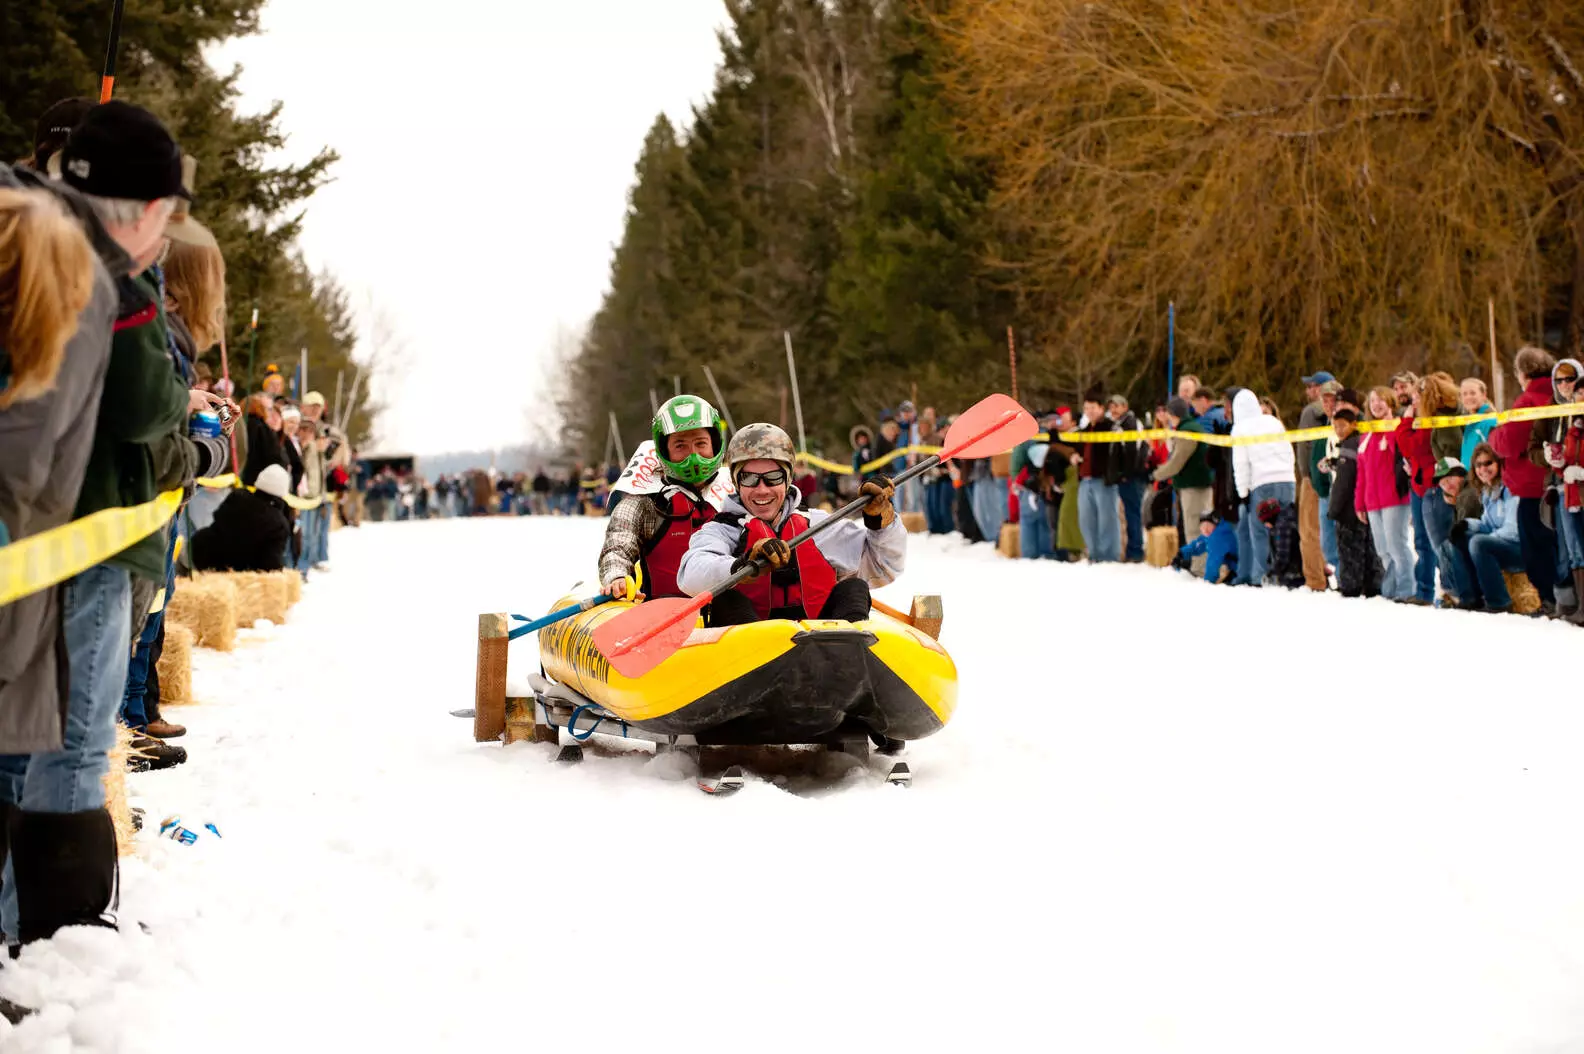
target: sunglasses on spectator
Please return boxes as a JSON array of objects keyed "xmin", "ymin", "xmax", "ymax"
[
  {"xmin": 736, "ymin": 469, "xmax": 788, "ymax": 489},
  {"xmin": 1474, "ymin": 460, "xmax": 1497, "ymax": 469}
]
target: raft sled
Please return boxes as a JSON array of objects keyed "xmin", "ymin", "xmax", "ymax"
[{"xmin": 471, "ymin": 590, "xmax": 956, "ymax": 766}]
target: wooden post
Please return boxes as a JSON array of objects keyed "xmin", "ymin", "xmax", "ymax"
[
  {"xmin": 473, "ymin": 613, "xmax": 509, "ymax": 742},
  {"xmin": 908, "ymin": 595, "xmax": 944, "ymax": 640}
]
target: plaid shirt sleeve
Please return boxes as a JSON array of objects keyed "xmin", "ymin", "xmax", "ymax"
[{"xmin": 598, "ymin": 494, "xmax": 664, "ymax": 587}]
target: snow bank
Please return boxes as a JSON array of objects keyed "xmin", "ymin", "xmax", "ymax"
[{"xmin": 4, "ymin": 516, "xmax": 1583, "ymax": 1052}]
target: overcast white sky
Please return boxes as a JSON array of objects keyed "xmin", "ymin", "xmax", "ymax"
[{"xmin": 210, "ymin": 0, "xmax": 728, "ymax": 455}]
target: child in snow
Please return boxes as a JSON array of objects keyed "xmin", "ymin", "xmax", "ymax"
[
  {"xmin": 1174, "ymin": 510, "xmax": 1238, "ymax": 583},
  {"xmin": 1257, "ymin": 498, "xmax": 1306, "ymax": 589}
]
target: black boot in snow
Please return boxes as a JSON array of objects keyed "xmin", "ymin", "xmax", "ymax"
[
  {"xmin": 9, "ymin": 808, "xmax": 118, "ymax": 944},
  {"xmin": 128, "ymin": 736, "xmax": 188, "ymax": 772}
]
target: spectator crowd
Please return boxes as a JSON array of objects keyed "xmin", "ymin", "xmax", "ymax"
[{"xmin": 0, "ymin": 96, "xmax": 367, "ymax": 976}]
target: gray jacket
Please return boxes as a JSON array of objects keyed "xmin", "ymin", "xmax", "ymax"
[
  {"xmin": 0, "ymin": 164, "xmax": 129, "ymax": 752},
  {"xmin": 677, "ymin": 486, "xmax": 907, "ymax": 597}
]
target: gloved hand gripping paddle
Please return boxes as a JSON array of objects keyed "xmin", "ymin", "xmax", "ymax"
[{"xmin": 592, "ymin": 394, "xmax": 1038, "ymax": 678}]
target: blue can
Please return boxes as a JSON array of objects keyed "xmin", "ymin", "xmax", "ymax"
[{"xmin": 190, "ymin": 410, "xmax": 222, "ymax": 438}]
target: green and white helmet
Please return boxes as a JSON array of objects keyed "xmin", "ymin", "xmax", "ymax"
[{"xmin": 652, "ymin": 394, "xmax": 727, "ymax": 486}]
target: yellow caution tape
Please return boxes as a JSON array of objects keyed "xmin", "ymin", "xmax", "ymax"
[
  {"xmin": 197, "ymin": 472, "xmax": 324, "ymax": 510},
  {"xmin": 0, "ymin": 489, "xmax": 182, "ymax": 609},
  {"xmin": 795, "ymin": 403, "xmax": 1578, "ymax": 474}
]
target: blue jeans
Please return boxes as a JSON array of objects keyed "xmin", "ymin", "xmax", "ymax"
[
  {"xmin": 1319, "ymin": 508, "xmax": 1339, "ymax": 569},
  {"xmin": 1469, "ymin": 533, "xmax": 1525, "ymax": 608},
  {"xmin": 1409, "ymin": 492, "xmax": 1437, "ymax": 602},
  {"xmin": 312, "ymin": 499, "xmax": 331, "ymax": 563},
  {"xmin": 1078, "ymin": 478, "xmax": 1121, "ymax": 562},
  {"xmin": 971, "ymin": 476, "xmax": 1007, "ymax": 542},
  {"xmin": 1118, "ymin": 478, "xmax": 1146, "ymax": 561},
  {"xmin": 1234, "ymin": 511, "xmax": 1253, "ymax": 585},
  {"xmin": 296, "ymin": 506, "xmax": 320, "ymax": 576},
  {"xmin": 1367, "ymin": 504, "xmax": 1414, "ymax": 598},
  {"xmin": 925, "ymin": 479, "xmax": 954, "ymax": 534},
  {"xmin": 1419, "ymin": 492, "xmax": 1456, "ymax": 599},
  {"xmin": 1245, "ymin": 481, "xmax": 1296, "ymax": 585},
  {"xmin": 1560, "ymin": 507, "xmax": 1584, "ymax": 571},
  {"xmin": 1018, "ymin": 490, "xmax": 1054, "ymax": 558},
  {"xmin": 122, "ymin": 529, "xmax": 179, "ymax": 730},
  {"xmin": 1440, "ymin": 533, "xmax": 1478, "ymax": 604}
]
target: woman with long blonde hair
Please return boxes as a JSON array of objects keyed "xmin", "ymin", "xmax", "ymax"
[{"xmin": 0, "ymin": 187, "xmax": 95, "ymax": 409}]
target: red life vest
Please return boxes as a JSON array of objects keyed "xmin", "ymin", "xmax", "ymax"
[
  {"xmin": 731, "ymin": 511, "xmax": 837, "ymax": 620},
  {"xmin": 639, "ymin": 489, "xmax": 716, "ymax": 598}
]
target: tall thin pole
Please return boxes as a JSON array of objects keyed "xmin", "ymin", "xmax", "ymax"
[
  {"xmin": 673, "ymin": 375, "xmax": 681, "ymax": 397},
  {"xmin": 784, "ymin": 330, "xmax": 806, "ymax": 453},
  {"xmin": 648, "ymin": 388, "xmax": 660, "ymax": 416},
  {"xmin": 1167, "ymin": 301, "xmax": 1176, "ymax": 398},
  {"xmin": 245, "ymin": 307, "xmax": 259, "ymax": 391},
  {"xmin": 608, "ymin": 410, "xmax": 626, "ymax": 462},
  {"xmin": 300, "ymin": 347, "xmax": 308, "ymax": 400},
  {"xmin": 331, "ymin": 369, "xmax": 345, "ymax": 427},
  {"xmin": 702, "ymin": 364, "xmax": 737, "ymax": 434},
  {"xmin": 1488, "ymin": 297, "xmax": 1504, "ymax": 409},
  {"xmin": 100, "ymin": 0, "xmax": 127, "ymax": 101},
  {"xmin": 218, "ymin": 324, "xmax": 238, "ymax": 474},
  {"xmin": 339, "ymin": 363, "xmax": 364, "ymax": 434},
  {"xmin": 1007, "ymin": 326, "xmax": 1019, "ymax": 404}
]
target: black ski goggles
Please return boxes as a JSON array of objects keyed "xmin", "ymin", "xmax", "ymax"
[{"xmin": 735, "ymin": 468, "xmax": 788, "ymax": 489}]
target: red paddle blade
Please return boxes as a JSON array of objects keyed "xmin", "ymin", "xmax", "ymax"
[
  {"xmin": 939, "ymin": 393, "xmax": 1039, "ymax": 461},
  {"xmin": 592, "ymin": 595, "xmax": 708, "ymax": 679}
]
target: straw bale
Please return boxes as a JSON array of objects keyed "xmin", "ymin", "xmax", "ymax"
[
  {"xmin": 158, "ymin": 622, "xmax": 195, "ymax": 706},
  {"xmin": 901, "ymin": 511, "xmax": 927, "ymax": 534},
  {"xmin": 104, "ymin": 724, "xmax": 138, "ymax": 857},
  {"xmin": 278, "ymin": 568, "xmax": 302, "ymax": 607},
  {"xmin": 1503, "ymin": 571, "xmax": 1541, "ymax": 615},
  {"xmin": 198, "ymin": 571, "xmax": 289, "ymax": 625},
  {"xmin": 165, "ymin": 577, "xmax": 237, "ymax": 651},
  {"xmin": 997, "ymin": 523, "xmax": 1020, "ymax": 559},
  {"xmin": 1145, "ymin": 525, "xmax": 1178, "ymax": 568}
]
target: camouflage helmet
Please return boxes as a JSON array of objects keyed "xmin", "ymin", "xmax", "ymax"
[{"xmin": 724, "ymin": 423, "xmax": 795, "ymax": 479}]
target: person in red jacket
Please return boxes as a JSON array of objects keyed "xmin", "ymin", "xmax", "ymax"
[
  {"xmin": 1396, "ymin": 372, "xmax": 1464, "ymax": 604},
  {"xmin": 1490, "ymin": 346, "xmax": 1559, "ymax": 612}
]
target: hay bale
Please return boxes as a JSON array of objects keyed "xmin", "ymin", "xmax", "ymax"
[
  {"xmin": 158, "ymin": 622, "xmax": 194, "ymax": 707},
  {"xmin": 997, "ymin": 523, "xmax": 1020, "ymax": 559},
  {"xmin": 104, "ymin": 724, "xmax": 137, "ymax": 858},
  {"xmin": 279, "ymin": 568, "xmax": 302, "ymax": 607},
  {"xmin": 1504, "ymin": 571, "xmax": 1541, "ymax": 615},
  {"xmin": 165, "ymin": 577, "xmax": 237, "ymax": 651},
  {"xmin": 199, "ymin": 571, "xmax": 289, "ymax": 625},
  {"xmin": 1145, "ymin": 525, "xmax": 1178, "ymax": 568},
  {"xmin": 901, "ymin": 511, "xmax": 927, "ymax": 534}
]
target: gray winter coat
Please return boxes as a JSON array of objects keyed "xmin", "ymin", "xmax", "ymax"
[{"xmin": 0, "ymin": 164, "xmax": 129, "ymax": 752}]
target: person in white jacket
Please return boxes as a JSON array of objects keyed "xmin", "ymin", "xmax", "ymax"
[
  {"xmin": 678, "ymin": 423, "xmax": 904, "ymax": 625},
  {"xmin": 1231, "ymin": 388, "xmax": 1296, "ymax": 585}
]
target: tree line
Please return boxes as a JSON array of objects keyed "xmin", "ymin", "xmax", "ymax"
[
  {"xmin": 1, "ymin": 0, "xmax": 374, "ymax": 444},
  {"xmin": 562, "ymin": 0, "xmax": 1584, "ymax": 460}
]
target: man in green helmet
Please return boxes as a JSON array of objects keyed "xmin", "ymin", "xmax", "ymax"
[{"xmin": 598, "ymin": 395, "xmax": 731, "ymax": 599}]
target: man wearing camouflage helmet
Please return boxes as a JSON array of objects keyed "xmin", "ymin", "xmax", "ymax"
[
  {"xmin": 597, "ymin": 395, "xmax": 729, "ymax": 599},
  {"xmin": 678, "ymin": 423, "xmax": 904, "ymax": 624}
]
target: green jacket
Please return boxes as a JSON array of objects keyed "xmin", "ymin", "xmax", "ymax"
[
  {"xmin": 1165, "ymin": 415, "xmax": 1214, "ymax": 489},
  {"xmin": 71, "ymin": 271, "xmax": 192, "ymax": 581}
]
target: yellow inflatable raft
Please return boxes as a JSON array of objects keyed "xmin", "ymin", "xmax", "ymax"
[{"xmin": 538, "ymin": 591, "xmax": 957, "ymax": 745}]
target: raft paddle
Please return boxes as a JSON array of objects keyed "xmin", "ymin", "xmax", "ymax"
[
  {"xmin": 507, "ymin": 595, "xmax": 612, "ymax": 641},
  {"xmin": 593, "ymin": 393, "xmax": 1036, "ymax": 679}
]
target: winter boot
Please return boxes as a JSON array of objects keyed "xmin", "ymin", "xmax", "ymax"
[
  {"xmin": 8, "ymin": 808, "xmax": 118, "ymax": 944},
  {"xmin": 142, "ymin": 719, "xmax": 185, "ymax": 739},
  {"xmin": 1572, "ymin": 569, "xmax": 1584, "ymax": 626},
  {"xmin": 128, "ymin": 736, "xmax": 187, "ymax": 772}
]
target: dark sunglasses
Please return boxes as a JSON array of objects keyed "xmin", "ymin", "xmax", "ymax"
[
  {"xmin": 1474, "ymin": 460, "xmax": 1497, "ymax": 469},
  {"xmin": 736, "ymin": 468, "xmax": 788, "ymax": 489}
]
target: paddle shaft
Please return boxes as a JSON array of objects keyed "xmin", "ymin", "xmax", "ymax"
[
  {"xmin": 512, "ymin": 595, "xmax": 611, "ymax": 637},
  {"xmin": 703, "ymin": 407, "xmax": 1019, "ymax": 602}
]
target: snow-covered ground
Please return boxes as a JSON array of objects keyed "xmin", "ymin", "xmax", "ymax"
[{"xmin": 4, "ymin": 515, "xmax": 1584, "ymax": 1053}]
